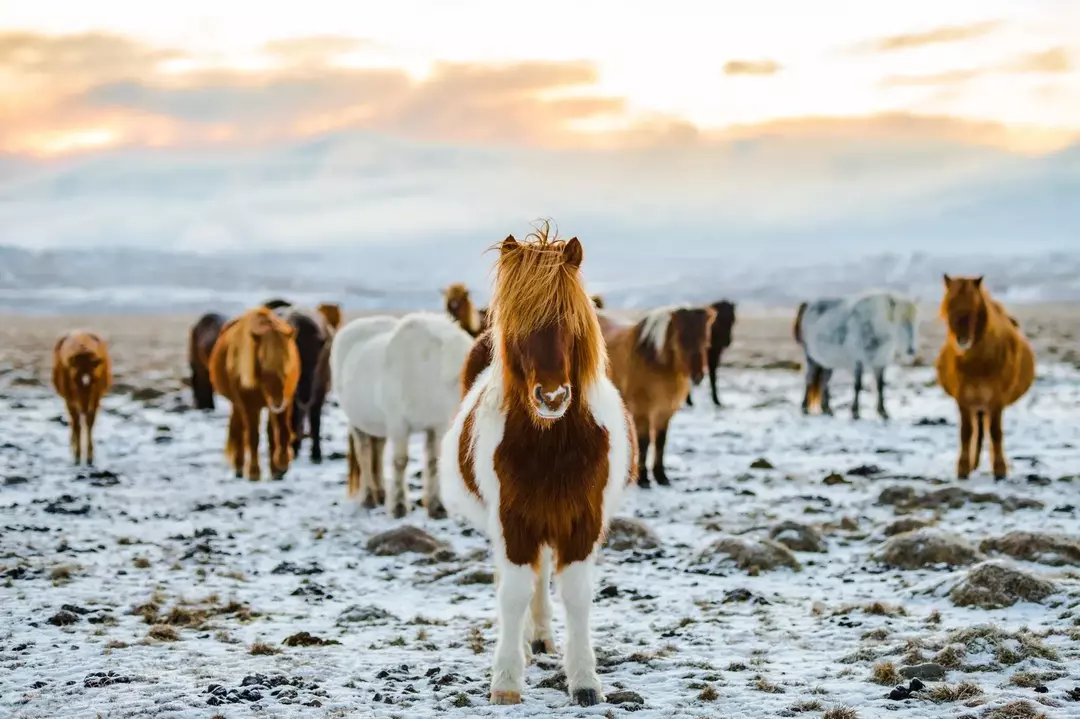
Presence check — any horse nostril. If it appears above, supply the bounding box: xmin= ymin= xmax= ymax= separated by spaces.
xmin=533 ymin=385 xmax=544 ymax=404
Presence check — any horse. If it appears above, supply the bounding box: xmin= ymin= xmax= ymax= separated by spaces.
xmin=686 ymin=299 xmax=736 ymax=407
xmin=315 ymin=302 xmax=343 ymax=332
xmin=332 ymin=312 xmax=472 ymax=518
xmin=188 ymin=312 xmax=227 ymax=410
xmin=440 ymin=227 xmax=636 ymax=707
xmin=262 ymin=298 xmax=293 ymax=312
xmin=794 ymin=291 xmax=918 ymax=420
xmin=209 ymin=307 xmax=300 ymax=480
xmin=590 ymin=294 xmax=604 ymax=309
xmin=935 ymin=275 xmax=1035 ymax=480
xmin=443 ymin=283 xmax=488 ymax=337
xmin=601 ymin=305 xmax=715 ymax=488
xmin=281 ymin=307 xmax=335 ymax=464
xmin=52 ymin=331 xmax=112 ymax=465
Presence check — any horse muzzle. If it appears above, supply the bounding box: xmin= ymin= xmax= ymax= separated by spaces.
xmin=532 ymin=384 xmax=571 ymax=420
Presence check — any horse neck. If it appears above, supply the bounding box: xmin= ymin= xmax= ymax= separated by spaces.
xmin=462 ymin=301 xmax=482 ymax=336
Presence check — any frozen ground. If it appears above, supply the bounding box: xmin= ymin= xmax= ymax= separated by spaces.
xmin=2 ymin=363 xmax=1079 ymax=718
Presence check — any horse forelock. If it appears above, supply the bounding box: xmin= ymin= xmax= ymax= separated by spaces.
xmin=489 ymin=231 xmax=603 ymax=389
xmin=232 ymin=308 xmax=296 ymax=389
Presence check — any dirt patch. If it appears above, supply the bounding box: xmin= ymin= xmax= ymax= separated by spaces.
xmin=884 ymin=517 xmax=934 ymax=537
xmin=979 ymin=532 xmax=1080 ymax=567
xmin=366 ymin=526 xmax=454 ymax=559
xmin=690 ymin=536 xmax=801 ymax=575
xmin=874 ymin=528 xmax=982 ymax=570
xmin=768 ymin=521 xmax=826 ymax=553
xmin=949 ymin=561 xmax=1058 ymax=609
xmin=604 ymin=517 xmax=661 ymax=552
xmin=877 ymin=486 xmax=1044 ymax=513
xmin=282 ymin=631 xmax=341 ymax=647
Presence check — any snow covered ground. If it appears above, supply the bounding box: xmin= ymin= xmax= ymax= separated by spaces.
xmin=2 ymin=362 xmax=1079 ymax=718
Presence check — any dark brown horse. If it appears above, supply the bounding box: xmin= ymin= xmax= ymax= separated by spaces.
xmin=686 ymin=300 xmax=736 ymax=407
xmin=189 ymin=312 xmax=227 ymax=410
xmin=281 ymin=306 xmax=338 ymax=464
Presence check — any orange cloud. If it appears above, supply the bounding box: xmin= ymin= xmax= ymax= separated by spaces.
xmin=856 ymin=20 xmax=1000 ymax=53
xmin=1007 ymin=47 xmax=1071 ymax=74
xmin=722 ymin=59 xmax=781 ymax=76
xmin=880 ymin=47 xmax=1074 ymax=89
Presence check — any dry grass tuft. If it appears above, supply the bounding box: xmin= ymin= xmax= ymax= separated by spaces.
xmin=927 ymin=681 xmax=983 ymax=703
xmin=752 ymin=676 xmax=784 ymax=694
xmin=875 ymin=528 xmax=982 ymax=569
xmin=864 ymin=601 xmax=907 ymax=617
xmin=1009 ymin=669 xmax=1067 ymax=688
xmin=870 ymin=662 xmax=901 ymax=685
xmin=697 ymin=683 xmax=719 ymax=701
xmin=950 ymin=562 xmax=1057 ymax=609
xmin=788 ymin=699 xmax=824 ymax=712
xmin=249 ymin=641 xmax=281 ymax=656
xmin=148 ymin=624 xmax=179 ymax=641
xmin=822 ymin=707 xmax=858 ymax=719
xmin=983 ymin=700 xmax=1051 ymax=719
xmin=132 ymin=556 xmax=151 ymax=569
xmin=466 ymin=626 xmax=485 ymax=654
xmin=979 ymin=531 xmax=1080 ymax=567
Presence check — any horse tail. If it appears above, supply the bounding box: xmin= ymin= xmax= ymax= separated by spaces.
xmin=794 ymin=302 xmax=809 ymax=345
xmin=806 ymin=364 xmax=823 ymax=412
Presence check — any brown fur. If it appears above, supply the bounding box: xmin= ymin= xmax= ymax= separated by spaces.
xmin=443 ymin=283 xmax=488 ymax=337
xmin=316 ymin=302 xmax=343 ymax=331
xmin=209 ymin=307 xmax=301 ymax=481
xmin=188 ymin=312 xmax=226 ymax=410
xmin=52 ymin=331 xmax=112 ymax=465
xmin=793 ymin=301 xmax=825 ymax=413
xmin=603 ymin=305 xmax=715 ymax=487
xmin=935 ymin=275 xmax=1035 ymax=480
xmin=591 ymin=294 xmax=604 ymax=309
xmin=461 ymin=329 xmax=494 ymax=396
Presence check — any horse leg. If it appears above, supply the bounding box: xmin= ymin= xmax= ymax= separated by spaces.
xmin=852 ymin=361 xmax=863 ymax=420
xmin=489 ymin=555 xmax=535 ymax=705
xmin=708 ymin=347 xmax=722 ymax=407
xmin=269 ymin=410 xmax=291 ymax=479
xmin=309 ymin=397 xmax=324 ymax=464
xmin=84 ymin=402 xmax=99 ymax=466
xmin=559 ymin=554 xmax=603 ymax=706
xmin=65 ymin=401 xmax=82 ymax=465
xmin=290 ymin=400 xmax=304 ymax=460
xmin=875 ymin=367 xmax=889 ymax=420
xmin=371 ymin=436 xmax=387 ymax=506
xmin=972 ymin=410 xmax=985 ymax=472
xmin=354 ymin=429 xmax=378 ymax=507
xmin=423 ymin=428 xmax=446 ymax=519
xmin=820 ymin=368 xmax=835 ymax=416
xmin=528 ymin=547 xmax=555 ymax=655
xmin=387 ymin=433 xmax=409 ymax=519
xmin=652 ymin=413 xmax=673 ymax=486
xmin=685 ymin=389 xmax=693 ymax=407
xmin=226 ymin=408 xmax=244 ymax=478
xmin=989 ymin=407 xmax=1007 ymax=479
xmin=956 ymin=403 xmax=975 ymax=480
xmin=243 ymin=401 xmax=262 ymax=481
xmin=801 ymin=358 xmax=818 ymax=415
xmin=346 ymin=429 xmax=360 ymax=498
xmin=634 ymin=415 xmax=651 ymax=488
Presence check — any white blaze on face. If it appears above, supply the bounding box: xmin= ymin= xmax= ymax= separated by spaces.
xmin=81 ymin=374 xmax=91 ymax=386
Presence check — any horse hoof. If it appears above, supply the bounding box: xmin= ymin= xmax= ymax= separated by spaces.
xmin=361 ymin=495 xmax=378 ymax=509
xmin=572 ymin=689 xmax=602 ymax=707
xmin=234 ymin=471 xmax=243 ymax=479
xmin=637 ymin=477 xmax=651 ymax=489
xmin=428 ymin=504 xmax=448 ymax=520
xmin=654 ymin=472 xmax=670 ymax=486
xmin=391 ymin=503 xmax=408 ymax=519
xmin=490 ymin=691 xmax=521 ymax=705
xmin=310 ymin=455 xmax=323 ymax=465
xmin=531 ymin=639 xmax=555 ymax=655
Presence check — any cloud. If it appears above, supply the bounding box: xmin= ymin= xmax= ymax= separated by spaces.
xmin=722 ymin=59 xmax=781 ymax=76
xmin=260 ymin=36 xmax=376 ymax=66
xmin=0 ymin=31 xmax=183 ymax=89
xmin=880 ymin=47 xmax=1073 ymax=89
xmin=856 ymin=20 xmax=1001 ymax=53
xmin=1007 ymin=47 xmax=1071 ymax=74
xmin=880 ymin=69 xmax=985 ymax=88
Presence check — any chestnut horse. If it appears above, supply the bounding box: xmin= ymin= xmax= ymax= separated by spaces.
xmin=440 ymin=228 xmax=636 ymax=707
xmin=209 ymin=307 xmax=300 ymax=480
xmin=189 ymin=312 xmax=227 ymax=410
xmin=52 ymin=331 xmax=112 ymax=465
xmin=936 ymin=275 xmax=1035 ymax=479
xmin=685 ymin=299 xmax=736 ymax=407
xmin=443 ymin=283 xmax=488 ymax=337
xmin=602 ymin=305 xmax=715 ymax=488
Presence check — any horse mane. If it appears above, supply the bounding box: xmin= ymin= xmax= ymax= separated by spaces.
xmin=489 ymin=221 xmax=604 ymax=385
xmin=634 ymin=305 xmax=685 ymax=365
xmin=232 ymin=308 xmax=295 ymax=389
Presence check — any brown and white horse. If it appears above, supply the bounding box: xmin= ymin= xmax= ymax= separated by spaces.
xmin=209 ymin=307 xmax=300 ymax=480
xmin=443 ymin=283 xmax=488 ymax=337
xmin=602 ymin=305 xmax=715 ymax=487
xmin=52 ymin=331 xmax=112 ymax=465
xmin=440 ymin=228 xmax=636 ymax=707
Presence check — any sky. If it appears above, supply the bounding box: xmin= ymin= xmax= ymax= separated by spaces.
xmin=0 ymin=1 xmax=1077 ymax=254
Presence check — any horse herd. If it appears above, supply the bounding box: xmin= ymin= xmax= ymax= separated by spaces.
xmin=44 ymin=228 xmax=1036 ymax=706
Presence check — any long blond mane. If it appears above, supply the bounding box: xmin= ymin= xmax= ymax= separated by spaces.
xmin=489 ymin=222 xmax=605 ymax=386
xmin=230 ymin=307 xmax=295 ymax=389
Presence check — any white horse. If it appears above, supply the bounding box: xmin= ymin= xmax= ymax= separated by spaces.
xmin=794 ymin=291 xmax=918 ymax=419
xmin=331 ymin=312 xmax=473 ymax=517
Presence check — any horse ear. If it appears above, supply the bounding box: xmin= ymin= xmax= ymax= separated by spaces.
xmin=250 ymin=312 xmax=273 ymax=337
xmin=501 ymin=235 xmax=518 ymax=253
xmin=943 ymin=274 xmax=952 ymax=288
xmin=563 ymin=237 xmax=583 ymax=268
xmin=974 ymin=276 xmax=983 ymax=289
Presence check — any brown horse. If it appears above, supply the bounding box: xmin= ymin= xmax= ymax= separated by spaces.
xmin=281 ymin=306 xmax=336 ymax=464
xmin=685 ymin=299 xmax=736 ymax=407
xmin=188 ymin=312 xmax=227 ymax=410
xmin=443 ymin=283 xmax=488 ymax=337
xmin=936 ymin=275 xmax=1035 ymax=480
xmin=52 ymin=331 xmax=112 ymax=465
xmin=602 ymin=305 xmax=716 ymax=487
xmin=441 ymin=225 xmax=636 ymax=707
xmin=209 ymin=307 xmax=300 ymax=480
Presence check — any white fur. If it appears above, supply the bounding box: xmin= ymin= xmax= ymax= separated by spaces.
xmin=438 ymin=331 xmax=632 ymax=703
xmin=333 ymin=312 xmax=473 ymax=515
xmin=636 ymin=304 xmax=688 ymax=356
xmin=799 ymin=291 xmax=918 ymax=372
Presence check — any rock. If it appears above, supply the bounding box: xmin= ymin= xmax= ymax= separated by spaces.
xmin=607 ymin=690 xmax=644 ymax=705
xmin=337 ymin=605 xmax=394 ymax=624
xmin=749 ymin=458 xmax=774 ymax=470
xmin=604 ymin=517 xmax=661 ymax=552
xmin=874 ymin=528 xmax=982 ymax=570
xmin=768 ymin=521 xmax=826 ymax=553
xmin=282 ymin=631 xmax=341 ymax=647
xmin=130 ymin=386 xmax=167 ymax=401
xmin=722 ymin=588 xmax=769 ymax=605
xmin=847 ymin=464 xmax=883 ymax=477
xmin=877 ymin=486 xmax=916 ymax=506
xmin=899 ymin=663 xmax=946 ymax=681
xmin=888 ymin=685 xmax=911 ymax=700
xmin=690 ymin=536 xmax=800 ymax=575
xmin=949 ymin=561 xmax=1057 ymax=609
xmin=366 ymin=526 xmax=453 ymax=559
xmin=47 ymin=610 xmax=80 ymax=626
xmin=884 ymin=517 xmax=933 ymax=537
xmin=823 ymin=473 xmax=850 ymax=486
xmin=979 ymin=531 xmax=1080 ymax=567
xmin=456 ymin=570 xmax=494 ymax=585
